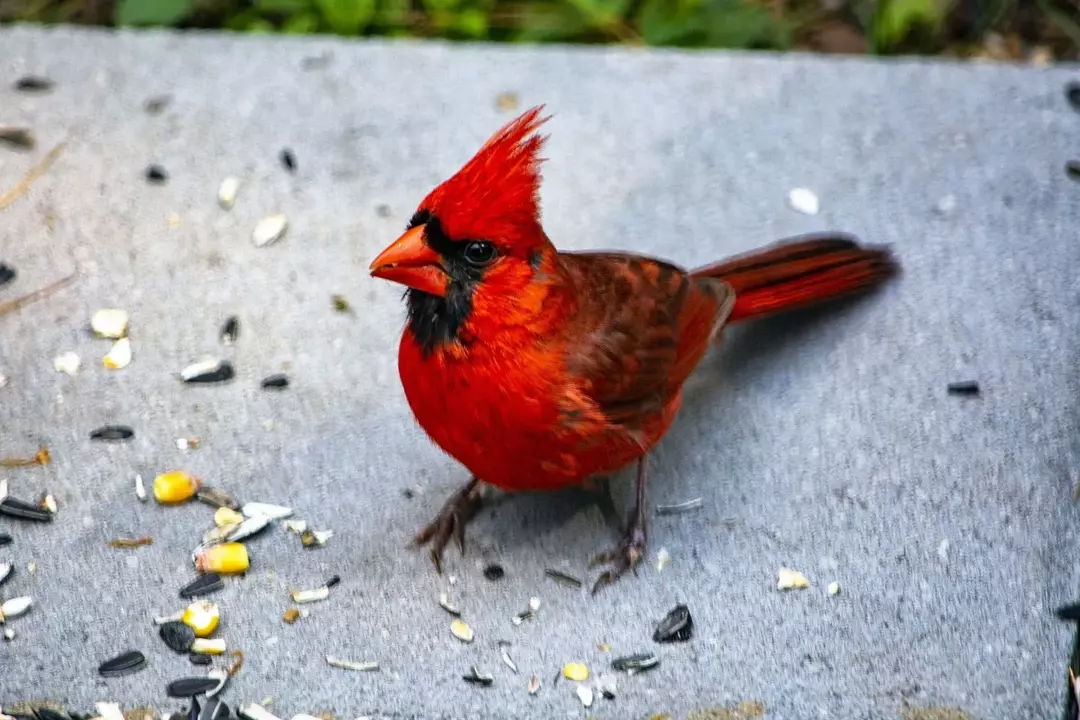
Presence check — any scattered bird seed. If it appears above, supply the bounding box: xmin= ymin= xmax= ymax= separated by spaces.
xmin=451 ymin=618 xmax=474 ymax=643
xmin=226 ymin=515 xmax=271 ymax=543
xmin=501 ymin=647 xmax=518 ymax=674
xmin=194 ymin=542 xmax=249 ymax=574
xmin=53 ymin=351 xmax=81 ymax=375
xmin=0 ymin=264 xmax=14 ymax=287
xmin=91 ymin=308 xmax=130 ymax=338
xmin=280 ymin=148 xmax=297 ymax=173
xmin=108 ymin=537 xmax=153 ymax=549
xmin=653 ymin=603 xmax=693 ymax=643
xmin=483 ymin=563 xmax=505 ymax=581
xmin=612 ymin=652 xmax=659 ymax=675
xmin=15 ymin=76 xmax=53 ymax=92
xmin=290 ymin=586 xmax=329 ymax=604
xmin=0 ymin=497 xmax=53 ymax=522
xmin=90 ymin=425 xmax=134 ymax=442
xmin=167 ymin=675 xmax=221 ymax=698
xmin=191 ymin=638 xmax=227 ymax=655
xmin=563 ymin=663 xmax=589 ymax=682
xmin=463 ymin=666 xmax=493 ymax=686
xmin=145 ymin=165 xmax=169 ymax=184
xmin=776 ymin=567 xmax=810 ymax=591
xmin=0 ymin=596 xmax=33 ymax=622
xmin=828 ymin=581 xmax=841 ymax=596
xmin=282 ymin=608 xmax=300 ymax=624
xmin=253 ymin=214 xmax=288 ymax=247
xmin=183 ymin=600 xmax=220 ymax=637
xmin=180 ymin=572 xmax=224 ymax=599
xmin=197 ymin=488 xmax=240 ymax=510
xmin=325 ymin=574 xmax=341 ymax=588
xmin=1068 ymin=160 xmax=1080 ymax=182
xmin=545 ymin=569 xmax=583 ymax=588
xmin=0 ymin=127 xmax=34 ymax=150
xmin=655 ymin=548 xmax=671 ymax=571
xmin=655 ymin=497 xmax=703 ymax=515
xmin=134 ymin=474 xmax=147 ymax=502
xmin=528 ymin=675 xmax=541 ymax=695
xmin=947 ymin=380 xmax=980 ymax=395
xmin=788 ymin=187 xmax=820 ymax=215
xmin=300 ymin=529 xmax=332 ymax=548
xmin=326 ymin=655 xmax=379 ymax=672
xmin=576 ymin=684 xmax=594 ymax=708
xmin=438 ymin=592 xmax=461 ymax=617
xmin=103 ymin=337 xmax=132 ymax=369
xmin=261 ymin=373 xmax=289 ymax=389
xmin=181 ymin=358 xmax=235 ymax=384
xmin=331 ymin=294 xmax=351 ymax=313
xmin=0 ymin=562 xmax=11 ymax=587
xmin=154 ymin=470 xmax=202 ymax=504
xmin=160 ymin=620 xmax=197 ymax=653
xmin=217 ymin=178 xmax=240 ymax=210
xmin=243 ymin=502 xmax=293 ymax=519
xmin=98 ymin=649 xmax=146 ymax=677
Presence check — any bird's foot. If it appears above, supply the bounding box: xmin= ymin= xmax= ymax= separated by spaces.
xmin=588 ymin=514 xmax=647 ymax=595
xmin=409 ymin=477 xmax=483 ymax=574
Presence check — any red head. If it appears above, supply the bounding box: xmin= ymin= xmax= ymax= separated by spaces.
xmin=369 ymin=107 xmax=559 ymax=355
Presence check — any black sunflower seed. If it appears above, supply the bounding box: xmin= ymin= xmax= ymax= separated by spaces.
xmin=90 ymin=425 xmax=134 ymax=441
xmin=180 ymin=572 xmax=223 ymax=599
xmin=0 ymin=128 xmax=34 ymax=150
xmin=219 ymin=316 xmax=239 ymax=345
xmin=611 ymin=652 xmax=659 ymax=674
xmin=1067 ymin=160 xmax=1080 ymax=182
xmin=159 ymin=620 xmax=196 ymax=653
xmin=0 ymin=497 xmax=54 ymax=522
xmin=166 ymin=676 xmax=220 ymax=698
xmin=0 ymin=263 xmax=15 ymax=287
xmin=183 ymin=360 xmax=234 ymax=384
xmin=325 ymin=574 xmax=341 ymax=588
xmin=1056 ymin=602 xmax=1080 ymax=621
xmin=279 ymin=148 xmax=296 ymax=173
xmin=98 ymin=649 xmax=146 ymax=677
xmin=198 ymin=697 xmax=230 ymax=720
xmin=483 ymin=563 xmax=505 ymax=581
xmin=189 ymin=653 xmax=213 ymax=666
xmin=0 ymin=533 xmax=12 ymax=546
xmin=15 ymin=76 xmax=53 ymax=92
xmin=187 ymin=699 xmax=201 ymax=720
xmin=1067 ymin=81 xmax=1080 ymax=112
xmin=260 ymin=373 xmax=288 ymax=389
xmin=947 ymin=380 xmax=979 ymax=395
xmin=144 ymin=95 xmax=171 ymax=115
xmin=653 ymin=603 xmax=693 ymax=643
xmin=35 ymin=708 xmax=71 ymax=720
xmin=145 ymin=165 xmax=168 ymax=184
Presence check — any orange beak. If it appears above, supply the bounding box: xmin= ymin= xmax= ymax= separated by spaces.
xmin=368 ymin=225 xmax=448 ymax=297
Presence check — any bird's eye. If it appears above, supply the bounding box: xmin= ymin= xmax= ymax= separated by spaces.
xmin=462 ymin=241 xmax=497 ymax=267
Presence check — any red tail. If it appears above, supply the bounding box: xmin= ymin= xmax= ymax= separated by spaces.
xmin=692 ymin=233 xmax=898 ymax=324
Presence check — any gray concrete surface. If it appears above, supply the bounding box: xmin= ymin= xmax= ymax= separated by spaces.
xmin=1 ymin=25 xmax=1079 ymax=720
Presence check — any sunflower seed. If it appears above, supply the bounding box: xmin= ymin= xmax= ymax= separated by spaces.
xmin=451 ymin=618 xmax=474 ymax=643
xmin=154 ymin=610 xmax=185 ymax=625
xmin=15 ymin=76 xmax=53 ymax=92
xmin=788 ymin=187 xmax=819 ymax=215
xmin=1057 ymin=603 xmax=1080 ymax=621
xmin=159 ymin=620 xmax=196 ymax=653
xmin=180 ymin=569 xmax=224 ymax=600
xmin=167 ymin=675 xmax=220 ymax=698
xmin=611 ymin=652 xmax=659 ymax=675
xmin=325 ymin=574 xmax=341 ymax=588
xmin=217 ymin=178 xmax=240 ymax=210
xmin=145 ymin=165 xmax=168 ymax=184
xmin=483 ymin=563 xmax=505 ymax=581
xmin=544 ymin=569 xmax=582 ymax=588
xmin=776 ymin=567 xmax=809 ymax=591
xmin=463 ymin=666 xmax=493 ymax=686
xmin=0 ymin=127 xmax=34 ymax=150
xmin=0 ymin=563 xmax=12 ymax=587
xmin=512 ymin=596 xmax=541 ymax=625
xmin=190 ymin=653 xmax=212 ymax=666
xmin=181 ymin=358 xmax=234 ymax=384
xmin=135 ymin=474 xmax=147 ymax=502
xmin=225 ymin=515 xmax=271 ymax=543
xmin=283 ymin=519 xmax=308 ymax=534
xmin=438 ymin=592 xmax=461 ymax=617
xmin=947 ymin=380 xmax=979 ymax=395
xmin=290 ymin=586 xmax=329 ymax=604
xmin=326 ymin=655 xmax=378 ymax=672
xmin=0 ymin=497 xmax=53 ymax=522
xmin=242 ymin=502 xmax=293 ymax=520
xmin=98 ymin=649 xmax=146 ymax=677
xmin=575 ymin=685 xmax=594 ymax=708
xmin=260 ymin=373 xmax=289 ymax=389
xmin=90 ymin=308 xmax=130 ymax=338
xmin=655 ymin=497 xmax=703 ymax=515
xmin=279 ymin=148 xmax=296 ymax=173
xmin=653 ymin=603 xmax=693 ymax=643
xmin=253 ymin=214 xmax=287 ymax=247
xmin=501 ymin=647 xmax=518 ymax=674
xmin=90 ymin=425 xmax=134 ymax=441
xmin=2 ymin=627 xmax=13 ymax=641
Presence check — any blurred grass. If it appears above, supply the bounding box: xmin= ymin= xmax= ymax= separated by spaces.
xmin=0 ymin=0 xmax=1076 ymax=59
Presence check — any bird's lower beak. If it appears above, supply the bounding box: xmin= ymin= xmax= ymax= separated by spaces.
xmin=369 ymin=225 xmax=448 ymax=297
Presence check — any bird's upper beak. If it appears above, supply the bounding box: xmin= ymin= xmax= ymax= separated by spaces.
xmin=368 ymin=225 xmax=448 ymax=297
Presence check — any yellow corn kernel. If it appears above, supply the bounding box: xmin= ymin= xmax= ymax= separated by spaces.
xmin=182 ymin=600 xmax=220 ymax=637
xmin=563 ymin=662 xmax=589 ymax=682
xmin=152 ymin=470 xmax=201 ymax=504
xmin=191 ymin=638 xmax=226 ymax=655
xmin=194 ymin=542 xmax=249 ymax=574
xmin=213 ymin=507 xmax=244 ymax=527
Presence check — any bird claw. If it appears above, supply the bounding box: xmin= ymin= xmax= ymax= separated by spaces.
xmin=589 ymin=522 xmax=647 ymax=595
xmin=409 ymin=478 xmax=483 ymax=574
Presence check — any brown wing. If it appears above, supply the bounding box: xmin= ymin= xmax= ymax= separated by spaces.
xmin=557 ymin=251 xmax=734 ymax=433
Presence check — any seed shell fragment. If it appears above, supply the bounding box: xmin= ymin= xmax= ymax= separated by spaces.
xmin=612 ymin=652 xmax=659 ymax=675
xmin=450 ymin=618 xmax=474 ymax=643
xmin=653 ymin=603 xmax=693 ymax=643
xmin=655 ymin=497 xmax=703 ymax=515
xmin=108 ymin=536 xmax=153 ymax=549
xmin=242 ymin=502 xmax=293 ymax=519
xmin=98 ymin=649 xmax=146 ymax=677
xmin=218 ymin=178 xmax=240 ymax=210
xmin=0 ymin=127 xmax=34 ymax=150
xmin=239 ymin=706 xmax=282 ymax=720
xmin=103 ymin=338 xmax=132 ymax=369
xmin=576 ymin=684 xmax=594 ymax=708
xmin=91 ymin=308 xmax=130 ymax=338
xmin=180 ymin=572 xmax=224 ymax=599
xmin=135 ymin=474 xmax=147 ymax=502
xmin=53 ymin=351 xmax=81 ymax=375
xmin=777 ymin=567 xmax=810 ymax=591
xmin=215 ymin=507 xmax=244 ymax=527
xmin=326 ymin=655 xmax=379 ymax=672
xmin=300 ymin=529 xmax=332 ymax=548
xmin=788 ymin=187 xmax=820 ymax=215
xmin=0 ymin=562 xmax=12 ymax=587
xmin=90 ymin=425 xmax=134 ymax=442
xmin=438 ymin=592 xmax=461 ymax=616
xmin=501 ymin=647 xmax=518 ymax=673
xmin=159 ymin=620 xmax=197 ymax=653
xmin=181 ymin=358 xmax=235 ymax=384
xmin=261 ymin=373 xmax=289 ymax=389
xmin=545 ymin=569 xmax=583 ymax=588
xmin=197 ymin=487 xmax=240 ymax=510
xmin=290 ymin=586 xmax=329 ymax=604
xmin=225 ymin=515 xmax=271 ymax=542
xmin=282 ymin=608 xmax=300 ymax=624
xmin=527 ymin=676 xmax=541 ymax=695
xmin=253 ymin=214 xmax=288 ymax=247
xmin=463 ymin=666 xmax=493 ymax=686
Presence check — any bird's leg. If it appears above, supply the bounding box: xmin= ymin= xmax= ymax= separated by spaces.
xmin=409 ymin=476 xmax=484 ymax=574
xmin=589 ymin=455 xmax=649 ymax=594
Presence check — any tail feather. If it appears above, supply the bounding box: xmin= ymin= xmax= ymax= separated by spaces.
xmin=692 ymin=233 xmax=898 ymax=324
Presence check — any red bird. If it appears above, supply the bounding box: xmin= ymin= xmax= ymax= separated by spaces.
xmin=370 ymin=106 xmax=898 ymax=592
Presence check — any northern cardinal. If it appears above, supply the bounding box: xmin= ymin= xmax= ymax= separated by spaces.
xmin=370 ymin=106 xmax=898 ymax=592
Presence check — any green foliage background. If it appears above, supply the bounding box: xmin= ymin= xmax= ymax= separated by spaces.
xmin=1 ymin=0 xmax=1077 ymax=58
